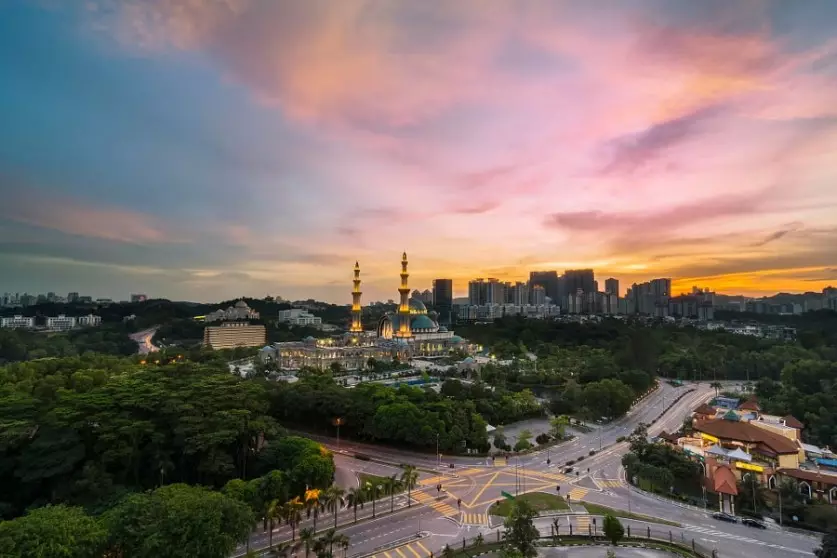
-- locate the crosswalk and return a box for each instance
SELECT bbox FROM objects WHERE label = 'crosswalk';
[575,515,591,534]
[460,512,489,526]
[597,479,623,488]
[369,540,433,558]
[456,468,485,477]
[566,487,588,501]
[411,491,457,517]
[494,456,507,467]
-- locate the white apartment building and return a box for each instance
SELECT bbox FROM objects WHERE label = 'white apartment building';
[1,315,35,329]
[47,314,77,331]
[77,314,102,327]
[277,308,323,327]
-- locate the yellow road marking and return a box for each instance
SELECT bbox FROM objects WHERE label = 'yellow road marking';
[467,471,501,507]
[457,468,485,476]
[567,488,588,501]
[394,547,407,558]
[415,541,431,556]
[494,457,506,466]
[406,545,422,558]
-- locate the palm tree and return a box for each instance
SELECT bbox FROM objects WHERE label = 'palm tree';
[286,497,304,541]
[345,487,366,523]
[383,474,401,513]
[319,528,339,557]
[300,527,316,558]
[365,481,382,518]
[474,533,484,547]
[711,381,722,396]
[305,489,322,533]
[401,465,419,507]
[266,498,282,551]
[336,534,350,558]
[324,485,346,529]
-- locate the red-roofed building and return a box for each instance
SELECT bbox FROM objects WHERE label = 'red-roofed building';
[738,398,761,412]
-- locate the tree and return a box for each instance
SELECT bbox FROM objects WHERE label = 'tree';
[401,465,419,507]
[365,481,382,518]
[549,415,570,439]
[345,487,366,522]
[383,474,401,513]
[266,499,283,551]
[816,530,837,558]
[514,430,533,452]
[305,489,322,533]
[324,484,345,529]
[711,381,722,396]
[602,514,624,545]
[493,427,507,450]
[285,497,304,541]
[103,484,253,558]
[503,500,539,558]
[300,527,316,558]
[0,505,107,558]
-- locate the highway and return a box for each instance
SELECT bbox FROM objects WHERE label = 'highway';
[235,382,822,558]
[129,327,158,355]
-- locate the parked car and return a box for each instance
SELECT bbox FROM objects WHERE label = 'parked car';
[564,467,574,474]
[712,512,738,523]
[741,518,767,529]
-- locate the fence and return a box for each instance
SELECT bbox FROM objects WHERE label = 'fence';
[440,522,719,558]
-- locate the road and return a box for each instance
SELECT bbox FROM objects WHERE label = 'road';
[129,327,158,355]
[235,382,822,558]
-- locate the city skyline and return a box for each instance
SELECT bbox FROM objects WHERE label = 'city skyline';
[2,1,837,303]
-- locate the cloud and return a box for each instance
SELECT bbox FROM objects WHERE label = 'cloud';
[600,105,723,175]
[749,223,802,247]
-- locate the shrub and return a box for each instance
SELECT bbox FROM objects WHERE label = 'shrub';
[535,433,551,445]
[566,460,575,466]
[589,450,596,456]
[616,436,626,443]
[577,456,585,461]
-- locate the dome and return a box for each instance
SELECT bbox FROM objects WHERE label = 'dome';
[410,315,437,331]
[303,336,317,342]
[462,357,475,363]
[450,335,464,344]
[438,326,448,332]
[408,298,427,315]
[235,300,248,308]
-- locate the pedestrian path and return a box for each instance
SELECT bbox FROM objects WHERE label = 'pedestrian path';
[575,515,591,534]
[597,479,623,488]
[460,512,489,526]
[566,487,588,501]
[370,539,433,558]
[411,491,457,517]
[528,470,573,483]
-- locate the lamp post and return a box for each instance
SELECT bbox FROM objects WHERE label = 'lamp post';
[436,433,440,467]
[332,418,344,451]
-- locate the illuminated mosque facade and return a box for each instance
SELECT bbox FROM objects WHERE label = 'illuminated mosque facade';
[259,253,474,371]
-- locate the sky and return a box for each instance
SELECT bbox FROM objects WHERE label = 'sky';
[1,0,836,303]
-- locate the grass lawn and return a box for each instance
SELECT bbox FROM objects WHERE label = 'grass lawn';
[581,502,681,527]
[489,491,569,516]
[357,473,404,494]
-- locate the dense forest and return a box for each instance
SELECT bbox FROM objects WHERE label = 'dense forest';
[0,325,138,364]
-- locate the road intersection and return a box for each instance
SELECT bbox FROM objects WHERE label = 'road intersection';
[236,382,822,558]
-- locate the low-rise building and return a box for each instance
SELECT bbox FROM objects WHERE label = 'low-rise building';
[77,314,102,327]
[0,315,35,329]
[46,314,77,331]
[203,322,266,350]
[203,300,260,323]
[277,308,323,327]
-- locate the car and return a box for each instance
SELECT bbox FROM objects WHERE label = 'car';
[712,512,738,523]
[741,518,767,529]
[564,467,573,474]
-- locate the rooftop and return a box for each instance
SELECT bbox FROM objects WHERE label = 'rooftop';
[694,418,800,454]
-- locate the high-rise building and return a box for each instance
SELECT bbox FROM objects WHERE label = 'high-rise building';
[627,278,671,315]
[67,292,79,303]
[529,271,560,302]
[432,279,453,325]
[563,269,595,298]
[605,278,619,296]
[468,278,505,306]
[530,285,546,305]
[505,282,529,305]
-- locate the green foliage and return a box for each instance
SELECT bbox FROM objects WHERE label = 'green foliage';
[602,514,624,545]
[103,484,254,558]
[0,504,107,558]
[816,530,837,558]
[502,500,540,558]
[623,424,703,496]
[270,376,491,452]
[0,325,137,363]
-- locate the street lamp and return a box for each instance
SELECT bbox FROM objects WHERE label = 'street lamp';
[332,418,344,451]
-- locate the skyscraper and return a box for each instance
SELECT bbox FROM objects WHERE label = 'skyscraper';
[432,279,453,325]
[605,278,619,296]
[563,269,595,297]
[467,278,505,305]
[529,271,559,302]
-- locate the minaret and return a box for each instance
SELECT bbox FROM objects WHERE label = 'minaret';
[395,251,412,339]
[350,261,363,333]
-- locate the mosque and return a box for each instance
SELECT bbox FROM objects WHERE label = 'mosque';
[258,253,475,371]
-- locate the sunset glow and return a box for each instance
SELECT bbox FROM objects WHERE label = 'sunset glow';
[1,1,835,301]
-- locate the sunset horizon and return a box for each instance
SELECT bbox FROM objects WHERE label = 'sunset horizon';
[1,1,836,303]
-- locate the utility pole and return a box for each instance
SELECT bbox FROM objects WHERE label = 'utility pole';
[436,433,440,468]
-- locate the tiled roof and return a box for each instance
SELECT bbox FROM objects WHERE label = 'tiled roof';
[694,418,799,454]
[783,415,804,429]
[739,399,761,411]
[693,404,717,415]
[778,468,837,486]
